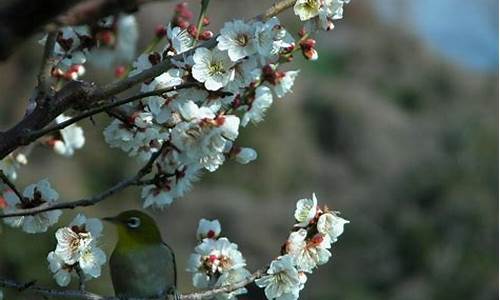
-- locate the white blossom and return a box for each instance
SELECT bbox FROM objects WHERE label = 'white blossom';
[255,255,302,300]
[0,153,27,181]
[167,26,194,55]
[171,102,240,172]
[79,246,107,278]
[286,229,332,273]
[103,119,168,161]
[294,193,318,227]
[317,212,349,242]
[217,20,257,61]
[141,184,174,208]
[273,70,299,98]
[234,147,258,164]
[187,238,247,289]
[88,15,139,67]
[47,251,72,287]
[254,18,295,63]
[294,0,322,21]
[54,227,92,265]
[49,215,106,285]
[53,114,85,157]
[197,218,222,240]
[241,85,273,127]
[192,47,235,91]
[2,180,61,233]
[214,268,252,300]
[129,53,153,76]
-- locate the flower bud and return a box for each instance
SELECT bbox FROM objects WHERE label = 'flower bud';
[187,24,198,37]
[155,25,167,38]
[114,65,126,78]
[199,30,214,40]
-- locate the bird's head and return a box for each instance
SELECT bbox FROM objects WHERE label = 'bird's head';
[103,210,163,247]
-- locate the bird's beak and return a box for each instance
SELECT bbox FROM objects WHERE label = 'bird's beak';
[102,216,118,223]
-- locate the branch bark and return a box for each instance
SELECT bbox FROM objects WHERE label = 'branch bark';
[0,142,167,218]
[0,0,297,161]
[0,268,267,300]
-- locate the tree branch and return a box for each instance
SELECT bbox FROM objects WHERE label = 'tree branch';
[0,143,168,218]
[27,82,198,143]
[0,170,24,201]
[0,0,297,160]
[0,268,267,300]
[37,31,58,99]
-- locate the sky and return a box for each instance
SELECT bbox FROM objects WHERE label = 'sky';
[372,0,499,72]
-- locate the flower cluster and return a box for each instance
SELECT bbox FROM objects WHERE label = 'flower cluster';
[43,15,138,81]
[47,214,106,286]
[1,179,62,233]
[256,193,349,299]
[103,4,316,208]
[294,0,351,32]
[44,114,86,157]
[187,219,250,300]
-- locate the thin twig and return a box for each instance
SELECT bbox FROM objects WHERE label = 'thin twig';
[0,0,297,160]
[0,170,24,201]
[0,268,267,300]
[27,82,198,142]
[0,143,168,219]
[75,265,86,291]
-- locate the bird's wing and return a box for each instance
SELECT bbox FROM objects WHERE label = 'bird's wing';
[163,242,177,287]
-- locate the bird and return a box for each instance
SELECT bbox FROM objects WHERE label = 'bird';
[103,210,177,298]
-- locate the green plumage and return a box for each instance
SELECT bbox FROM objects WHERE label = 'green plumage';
[104,210,177,298]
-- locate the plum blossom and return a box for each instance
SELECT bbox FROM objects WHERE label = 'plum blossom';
[217,20,257,61]
[286,229,332,273]
[171,101,240,172]
[47,251,72,287]
[88,15,139,67]
[272,70,300,98]
[192,47,235,91]
[0,153,27,181]
[295,0,351,31]
[241,85,273,127]
[255,255,303,300]
[294,193,318,227]
[48,214,106,286]
[166,26,194,55]
[294,0,322,21]
[187,238,247,288]
[2,179,61,233]
[103,119,169,161]
[52,114,85,157]
[141,184,174,208]
[317,211,349,242]
[234,147,258,165]
[197,218,222,240]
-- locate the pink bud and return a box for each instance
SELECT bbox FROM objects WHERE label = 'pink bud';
[114,65,126,78]
[155,25,167,38]
[199,30,213,40]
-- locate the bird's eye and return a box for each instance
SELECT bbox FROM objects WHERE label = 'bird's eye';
[127,217,141,228]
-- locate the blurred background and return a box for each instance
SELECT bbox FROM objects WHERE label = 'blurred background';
[0,0,498,299]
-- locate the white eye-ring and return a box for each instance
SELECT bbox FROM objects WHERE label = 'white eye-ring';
[127,217,141,228]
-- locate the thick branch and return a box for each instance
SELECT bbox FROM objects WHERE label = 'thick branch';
[0,268,267,300]
[27,82,198,143]
[0,0,297,160]
[37,31,58,98]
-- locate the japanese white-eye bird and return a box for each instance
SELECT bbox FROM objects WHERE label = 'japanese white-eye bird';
[103,210,177,298]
